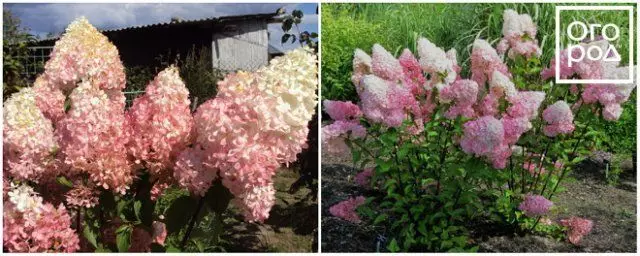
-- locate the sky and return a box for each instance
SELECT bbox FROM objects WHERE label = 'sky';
[4,2,317,51]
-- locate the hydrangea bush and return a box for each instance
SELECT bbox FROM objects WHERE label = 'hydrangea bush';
[3,17,318,252]
[323,9,634,251]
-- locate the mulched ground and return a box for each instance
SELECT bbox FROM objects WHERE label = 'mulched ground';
[321,153,637,252]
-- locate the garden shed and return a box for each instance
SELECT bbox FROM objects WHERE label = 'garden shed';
[26,11,284,78]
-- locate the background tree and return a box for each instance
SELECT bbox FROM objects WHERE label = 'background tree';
[3,8,35,97]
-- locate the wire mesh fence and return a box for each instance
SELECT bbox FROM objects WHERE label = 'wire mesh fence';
[20,46,53,81]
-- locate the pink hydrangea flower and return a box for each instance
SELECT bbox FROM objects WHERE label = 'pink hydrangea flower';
[417,37,457,90]
[32,75,66,123]
[460,116,511,168]
[497,10,541,59]
[398,48,427,96]
[65,184,99,209]
[233,184,276,222]
[56,80,133,195]
[354,168,373,188]
[471,39,511,87]
[518,194,553,217]
[439,79,478,119]
[321,121,366,154]
[329,196,366,223]
[127,65,194,180]
[560,216,594,245]
[501,117,532,145]
[489,70,517,99]
[358,74,419,128]
[173,146,217,197]
[3,88,60,183]
[352,48,373,89]
[479,93,500,116]
[602,104,623,121]
[506,91,546,120]
[43,17,125,93]
[323,100,363,121]
[371,44,404,81]
[3,184,80,252]
[542,101,575,137]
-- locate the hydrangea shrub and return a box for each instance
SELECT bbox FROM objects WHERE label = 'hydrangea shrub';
[323,9,633,252]
[3,17,317,252]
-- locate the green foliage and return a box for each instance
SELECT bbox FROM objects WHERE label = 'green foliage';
[281,9,318,51]
[3,8,36,97]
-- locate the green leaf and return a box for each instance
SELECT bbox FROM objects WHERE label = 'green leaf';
[133,201,142,221]
[165,245,181,252]
[281,34,291,45]
[292,10,304,19]
[205,180,232,214]
[387,238,400,252]
[373,214,388,225]
[116,227,132,252]
[83,225,98,249]
[56,176,73,188]
[164,195,197,234]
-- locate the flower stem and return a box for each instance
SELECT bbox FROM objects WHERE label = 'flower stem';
[180,196,206,250]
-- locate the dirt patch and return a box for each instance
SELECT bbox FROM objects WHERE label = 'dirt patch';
[222,168,317,252]
[321,153,637,252]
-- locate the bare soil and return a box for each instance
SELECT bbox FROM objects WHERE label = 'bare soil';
[321,153,637,252]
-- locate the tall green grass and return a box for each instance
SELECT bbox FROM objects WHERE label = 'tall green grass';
[321,3,636,101]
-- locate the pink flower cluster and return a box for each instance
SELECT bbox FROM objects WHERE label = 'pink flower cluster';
[460,116,511,168]
[3,88,60,183]
[65,184,99,209]
[323,100,363,121]
[127,65,194,184]
[354,168,373,188]
[185,48,318,222]
[471,39,511,87]
[542,100,575,137]
[3,184,80,252]
[440,79,478,119]
[321,120,367,154]
[518,194,553,217]
[496,9,541,59]
[541,40,635,121]
[329,196,366,223]
[56,80,133,194]
[560,216,594,245]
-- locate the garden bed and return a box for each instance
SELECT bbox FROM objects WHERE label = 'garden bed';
[320,153,636,252]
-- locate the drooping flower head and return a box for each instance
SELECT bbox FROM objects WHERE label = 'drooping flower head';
[542,100,575,137]
[560,216,594,245]
[3,88,59,182]
[127,65,194,179]
[518,194,553,217]
[329,196,366,223]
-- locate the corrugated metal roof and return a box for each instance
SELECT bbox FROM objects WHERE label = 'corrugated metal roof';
[36,11,282,43]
